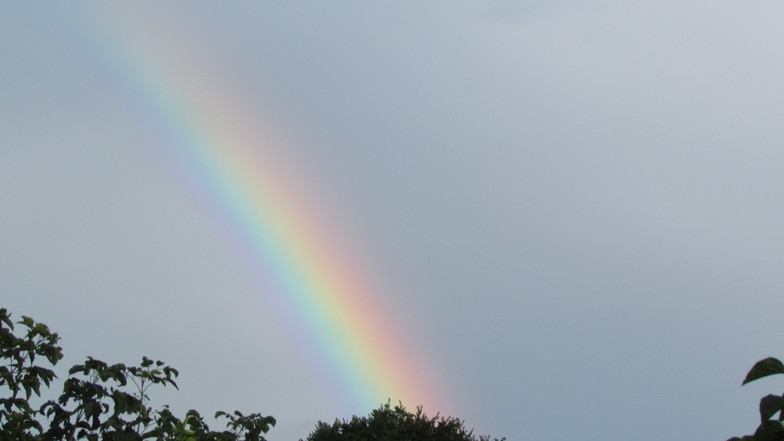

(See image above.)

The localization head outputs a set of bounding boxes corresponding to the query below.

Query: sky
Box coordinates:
[2,1,784,440]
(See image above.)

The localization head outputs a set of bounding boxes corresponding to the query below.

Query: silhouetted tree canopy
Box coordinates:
[301,401,505,441]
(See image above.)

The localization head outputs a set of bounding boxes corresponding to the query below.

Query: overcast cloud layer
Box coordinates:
[3,2,784,440]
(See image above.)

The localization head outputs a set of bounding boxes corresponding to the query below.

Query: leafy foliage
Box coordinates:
[728,357,784,441]
[301,401,505,441]
[2,307,503,441]
[0,307,275,441]
[0,308,63,440]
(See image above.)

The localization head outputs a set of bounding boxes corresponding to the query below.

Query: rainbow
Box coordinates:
[80,5,445,413]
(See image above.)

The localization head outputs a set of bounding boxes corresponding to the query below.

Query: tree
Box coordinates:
[2,307,504,441]
[727,357,784,441]
[301,401,505,441]
[0,307,275,441]
[0,309,62,440]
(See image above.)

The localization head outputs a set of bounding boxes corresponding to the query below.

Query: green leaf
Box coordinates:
[754,420,784,441]
[0,308,13,329]
[760,395,784,422]
[744,358,784,385]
